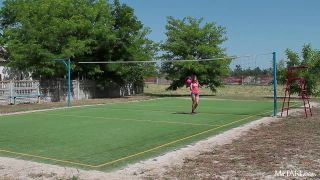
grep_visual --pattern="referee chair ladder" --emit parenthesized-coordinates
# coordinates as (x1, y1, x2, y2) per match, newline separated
(281, 66, 312, 118)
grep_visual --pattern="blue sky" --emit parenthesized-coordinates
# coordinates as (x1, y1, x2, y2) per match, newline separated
(0, 0, 319, 67)
(120, 0, 320, 66)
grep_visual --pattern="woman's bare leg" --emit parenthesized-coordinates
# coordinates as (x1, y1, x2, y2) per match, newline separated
(194, 95, 200, 112)
(191, 95, 196, 113)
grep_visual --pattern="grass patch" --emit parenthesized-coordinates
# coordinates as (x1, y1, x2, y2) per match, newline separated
(0, 97, 279, 171)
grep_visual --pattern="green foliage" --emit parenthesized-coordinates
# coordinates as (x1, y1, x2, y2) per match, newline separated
(1, 0, 113, 78)
(160, 16, 229, 92)
(276, 59, 287, 85)
(0, 0, 157, 86)
(99, 0, 157, 86)
(278, 44, 320, 96)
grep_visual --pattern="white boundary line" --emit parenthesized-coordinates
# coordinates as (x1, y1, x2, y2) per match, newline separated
(0, 97, 165, 117)
(42, 113, 220, 127)
(92, 106, 249, 116)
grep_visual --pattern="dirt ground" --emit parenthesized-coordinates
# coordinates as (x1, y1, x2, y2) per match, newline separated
(0, 101, 319, 179)
(0, 96, 151, 114)
(154, 107, 319, 179)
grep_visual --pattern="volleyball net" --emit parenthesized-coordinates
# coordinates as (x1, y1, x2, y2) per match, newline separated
(0, 52, 278, 116)
(76, 52, 278, 116)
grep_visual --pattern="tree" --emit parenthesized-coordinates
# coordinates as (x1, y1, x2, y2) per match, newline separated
(0, 0, 114, 78)
(161, 16, 229, 92)
(0, 0, 157, 87)
(99, 0, 157, 87)
(233, 65, 243, 76)
(276, 59, 287, 85)
(0, 46, 8, 60)
(279, 44, 320, 96)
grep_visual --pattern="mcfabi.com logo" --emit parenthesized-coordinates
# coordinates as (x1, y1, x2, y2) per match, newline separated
(274, 169, 317, 178)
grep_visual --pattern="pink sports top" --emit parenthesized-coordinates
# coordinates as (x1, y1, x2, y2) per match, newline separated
(191, 82, 200, 94)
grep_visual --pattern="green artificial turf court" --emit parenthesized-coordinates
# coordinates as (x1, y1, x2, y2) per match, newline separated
(0, 97, 280, 171)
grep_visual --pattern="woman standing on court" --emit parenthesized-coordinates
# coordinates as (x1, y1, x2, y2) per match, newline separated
(190, 75, 200, 114)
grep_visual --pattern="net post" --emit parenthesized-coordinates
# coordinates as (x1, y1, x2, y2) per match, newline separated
(273, 52, 277, 116)
(67, 58, 71, 107)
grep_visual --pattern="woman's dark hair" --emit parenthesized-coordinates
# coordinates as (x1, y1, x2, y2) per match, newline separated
(191, 75, 198, 82)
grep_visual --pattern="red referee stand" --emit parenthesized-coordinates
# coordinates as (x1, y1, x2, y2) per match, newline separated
(281, 66, 312, 118)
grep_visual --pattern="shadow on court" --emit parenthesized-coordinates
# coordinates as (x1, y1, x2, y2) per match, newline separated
(172, 111, 270, 118)
(143, 93, 217, 98)
(173, 112, 192, 115)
